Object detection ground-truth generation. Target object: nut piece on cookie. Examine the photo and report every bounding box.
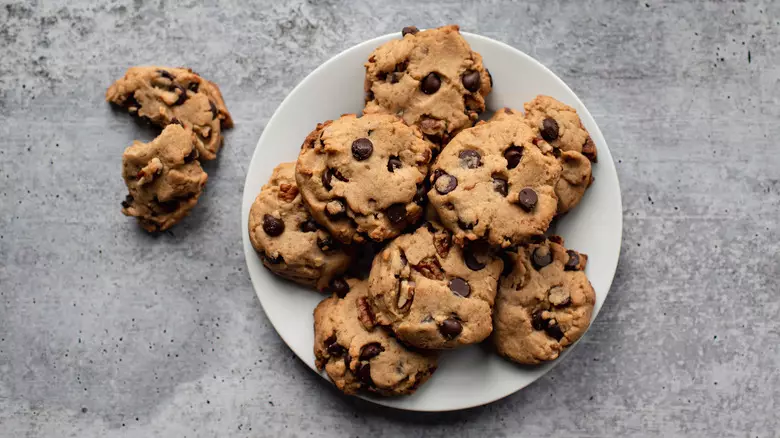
[363,25,492,147]
[106,66,232,160]
[248,162,352,291]
[493,236,595,365]
[367,221,502,349]
[313,279,438,396]
[295,113,435,244]
[427,115,562,248]
[121,124,208,232]
[493,96,598,214]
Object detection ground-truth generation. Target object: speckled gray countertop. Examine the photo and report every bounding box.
[1,0,779,436]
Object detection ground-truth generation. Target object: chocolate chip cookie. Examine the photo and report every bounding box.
[106,66,233,160]
[121,124,208,232]
[314,279,438,396]
[427,116,562,248]
[248,162,352,290]
[368,221,502,349]
[494,96,597,214]
[363,25,492,146]
[493,236,595,364]
[295,114,434,244]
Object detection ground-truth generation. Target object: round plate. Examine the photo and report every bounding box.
[241,32,622,412]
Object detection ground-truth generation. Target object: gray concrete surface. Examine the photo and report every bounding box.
[1,0,778,436]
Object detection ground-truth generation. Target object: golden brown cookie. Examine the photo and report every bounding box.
[367,221,502,349]
[363,25,492,146]
[295,114,434,244]
[121,124,208,232]
[493,236,595,364]
[106,66,232,160]
[248,163,352,290]
[314,279,438,396]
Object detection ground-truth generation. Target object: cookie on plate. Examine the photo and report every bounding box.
[248,162,352,290]
[427,115,562,248]
[106,66,233,160]
[363,25,492,146]
[493,236,595,365]
[295,113,434,244]
[314,279,438,396]
[121,124,208,232]
[492,96,597,214]
[368,220,502,349]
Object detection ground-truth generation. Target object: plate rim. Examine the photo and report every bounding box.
[241,30,623,412]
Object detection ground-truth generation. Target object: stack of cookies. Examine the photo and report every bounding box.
[247,25,598,397]
[107,67,233,232]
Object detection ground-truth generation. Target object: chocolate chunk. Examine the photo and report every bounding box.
[317,235,339,252]
[492,176,508,197]
[531,310,546,331]
[158,69,174,80]
[329,278,350,298]
[541,118,560,142]
[355,362,373,385]
[325,199,346,219]
[188,81,199,93]
[386,203,407,224]
[387,156,402,172]
[434,174,457,194]
[504,146,524,169]
[300,219,319,233]
[565,250,580,271]
[545,323,565,341]
[448,278,470,297]
[351,138,373,161]
[359,343,383,361]
[458,149,482,169]
[421,72,441,94]
[402,26,419,36]
[262,214,285,236]
[439,318,463,339]
[461,70,481,92]
[531,246,553,270]
[172,85,188,106]
[517,188,538,212]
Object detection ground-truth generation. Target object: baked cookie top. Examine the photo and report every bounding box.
[363,25,492,146]
[368,221,502,349]
[313,279,438,396]
[427,116,561,248]
[106,66,232,160]
[121,124,208,232]
[493,236,595,364]
[295,114,434,244]
[248,162,352,291]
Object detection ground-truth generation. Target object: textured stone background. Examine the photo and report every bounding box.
[1,0,779,436]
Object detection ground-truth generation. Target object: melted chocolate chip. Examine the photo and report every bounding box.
[386,204,407,224]
[172,85,188,106]
[158,69,174,80]
[359,343,383,361]
[458,149,482,169]
[262,214,285,236]
[188,81,199,93]
[355,362,373,385]
[434,174,458,194]
[300,219,319,233]
[531,310,546,331]
[545,323,564,341]
[565,250,580,271]
[387,156,402,172]
[492,176,508,196]
[329,278,350,298]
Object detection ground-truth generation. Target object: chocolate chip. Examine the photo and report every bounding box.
[421,72,441,94]
[548,286,571,307]
[300,219,319,233]
[321,168,346,190]
[387,156,402,172]
[439,318,463,339]
[464,244,487,271]
[184,148,197,163]
[541,118,560,142]
[209,100,218,119]
[329,278,350,298]
[504,146,524,169]
[188,81,199,93]
[545,323,564,341]
[344,353,352,369]
[262,214,285,236]
[121,195,133,209]
[262,252,284,265]
[158,69,174,80]
[434,174,457,194]
[492,176,508,196]
[461,70,481,92]
[457,219,473,230]
[531,310,546,331]
[517,188,538,212]
[414,183,426,205]
[172,85,187,106]
[582,137,597,162]
[317,235,339,252]
[386,203,407,224]
[325,336,344,356]
[531,246,553,270]
[448,278,470,297]
[565,250,580,271]
[355,362,372,385]
[402,26,419,36]
[458,149,482,169]
[359,343,383,361]
[529,234,546,244]
[325,199,346,219]
[351,138,373,161]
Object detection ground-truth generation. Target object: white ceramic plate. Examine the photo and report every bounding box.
[241,31,622,412]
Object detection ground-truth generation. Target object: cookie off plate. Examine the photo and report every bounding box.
[241,31,622,412]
